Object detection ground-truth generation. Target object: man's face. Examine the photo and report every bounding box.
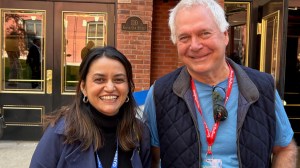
[175,5,229,77]
[36,39,41,47]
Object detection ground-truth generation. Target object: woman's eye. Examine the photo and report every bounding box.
[114,78,126,83]
[94,78,105,83]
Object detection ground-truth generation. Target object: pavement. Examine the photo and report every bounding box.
[0,106,145,168]
[0,140,299,167]
[0,140,38,168]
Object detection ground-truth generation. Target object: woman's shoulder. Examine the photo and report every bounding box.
[136,118,149,130]
[35,118,66,154]
[44,117,66,135]
[135,118,150,142]
[135,118,151,168]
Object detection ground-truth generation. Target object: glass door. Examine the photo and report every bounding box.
[258,0,287,95]
[224,2,251,67]
[0,0,115,140]
[52,2,115,110]
[0,0,53,140]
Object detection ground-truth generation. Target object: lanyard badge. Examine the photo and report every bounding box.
[96,141,119,168]
[191,63,234,158]
[201,158,222,168]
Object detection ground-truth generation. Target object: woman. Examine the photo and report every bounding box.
[30,46,151,168]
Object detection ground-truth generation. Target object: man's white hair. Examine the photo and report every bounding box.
[168,0,229,44]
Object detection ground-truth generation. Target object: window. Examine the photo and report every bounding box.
[24,19,42,49]
[87,21,106,47]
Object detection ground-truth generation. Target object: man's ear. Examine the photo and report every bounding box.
[224,31,229,46]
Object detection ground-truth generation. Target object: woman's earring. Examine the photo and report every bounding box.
[125,96,129,103]
[83,95,89,103]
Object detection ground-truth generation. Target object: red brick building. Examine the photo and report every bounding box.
[116,0,224,91]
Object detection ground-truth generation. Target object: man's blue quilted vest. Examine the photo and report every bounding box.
[154,62,276,168]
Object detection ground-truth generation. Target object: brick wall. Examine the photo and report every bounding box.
[116,0,153,91]
[150,0,178,84]
[116,0,224,89]
[289,0,300,6]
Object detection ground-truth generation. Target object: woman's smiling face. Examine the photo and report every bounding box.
[81,56,129,116]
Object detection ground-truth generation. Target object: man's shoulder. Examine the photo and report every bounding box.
[241,66,273,81]
[228,58,272,78]
[239,66,275,94]
[156,66,184,82]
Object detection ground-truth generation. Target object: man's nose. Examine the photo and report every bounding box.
[190,37,203,51]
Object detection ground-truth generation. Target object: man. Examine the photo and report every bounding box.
[26,38,41,88]
[143,0,298,167]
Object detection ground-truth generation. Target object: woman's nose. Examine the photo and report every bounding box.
[104,81,115,91]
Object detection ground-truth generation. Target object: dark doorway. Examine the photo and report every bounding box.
[284,8,300,145]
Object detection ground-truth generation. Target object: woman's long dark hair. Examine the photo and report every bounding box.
[44,46,142,151]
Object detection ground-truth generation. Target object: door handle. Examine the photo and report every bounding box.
[46,70,52,94]
[282,100,287,106]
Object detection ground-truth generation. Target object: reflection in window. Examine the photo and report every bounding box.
[63,12,107,93]
[1,10,45,91]
[225,2,250,66]
[24,20,42,49]
[260,11,280,86]
[87,21,105,47]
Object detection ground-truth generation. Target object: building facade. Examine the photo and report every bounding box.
[0,0,299,145]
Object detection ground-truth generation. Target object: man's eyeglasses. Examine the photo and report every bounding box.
[212,86,228,122]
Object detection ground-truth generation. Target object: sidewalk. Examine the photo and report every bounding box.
[0,140,38,168]
[0,141,299,167]
[0,97,147,168]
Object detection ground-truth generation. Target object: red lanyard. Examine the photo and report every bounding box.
[190,64,234,155]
